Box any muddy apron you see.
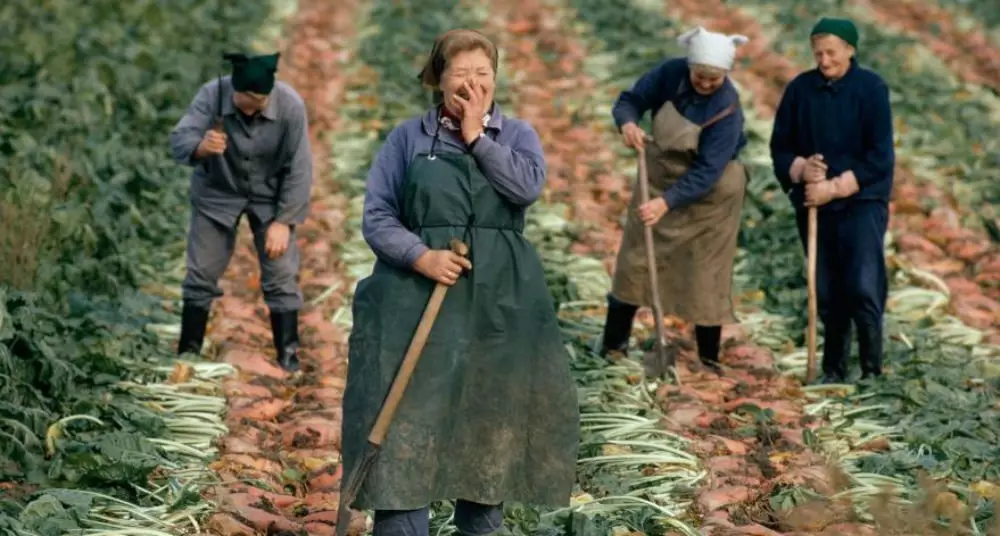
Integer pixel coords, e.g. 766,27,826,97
341,145,581,511
610,101,747,326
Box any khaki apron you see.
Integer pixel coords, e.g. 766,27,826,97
610,101,748,326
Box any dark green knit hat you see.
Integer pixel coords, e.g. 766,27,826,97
224,52,280,94
810,17,859,49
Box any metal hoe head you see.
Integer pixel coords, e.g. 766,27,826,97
335,444,380,536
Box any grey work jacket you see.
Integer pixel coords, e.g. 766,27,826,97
169,76,313,229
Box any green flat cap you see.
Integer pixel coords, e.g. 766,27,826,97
224,52,280,94
810,18,859,49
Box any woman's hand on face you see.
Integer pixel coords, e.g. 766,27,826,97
452,81,490,144
413,249,473,286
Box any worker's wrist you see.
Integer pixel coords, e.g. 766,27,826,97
789,157,807,183
832,171,860,198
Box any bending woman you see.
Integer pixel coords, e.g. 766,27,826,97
340,29,580,536
598,26,750,375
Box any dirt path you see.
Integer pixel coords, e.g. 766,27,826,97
850,0,1000,91
481,2,876,534
197,1,364,534
665,0,999,340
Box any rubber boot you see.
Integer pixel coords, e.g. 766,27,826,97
817,321,851,384
177,302,210,356
857,321,884,380
695,325,723,375
596,293,638,358
270,310,301,372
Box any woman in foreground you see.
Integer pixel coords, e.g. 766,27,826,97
597,26,751,375
339,29,580,536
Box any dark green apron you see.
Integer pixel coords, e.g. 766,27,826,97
340,140,581,511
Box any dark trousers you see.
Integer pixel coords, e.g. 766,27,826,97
795,201,889,379
373,501,504,536
600,294,722,363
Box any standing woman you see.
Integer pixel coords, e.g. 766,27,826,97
340,29,580,536
597,27,750,375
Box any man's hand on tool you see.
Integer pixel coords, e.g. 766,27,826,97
804,180,838,207
806,170,860,207
265,222,291,259
638,197,668,226
802,154,827,184
803,154,827,183
195,130,227,158
413,249,473,286
620,122,647,150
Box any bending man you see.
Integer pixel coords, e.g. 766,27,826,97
169,52,313,372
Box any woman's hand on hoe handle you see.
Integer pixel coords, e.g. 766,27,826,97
413,242,472,286
620,122,648,150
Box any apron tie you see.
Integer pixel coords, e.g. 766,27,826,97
427,119,443,160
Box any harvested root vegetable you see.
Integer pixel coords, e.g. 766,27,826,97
215,435,263,455
226,397,292,422
281,417,342,450
306,463,343,491
222,379,275,399
697,485,753,512
219,492,304,532
294,386,344,404
301,491,340,510
895,233,945,258
205,513,256,536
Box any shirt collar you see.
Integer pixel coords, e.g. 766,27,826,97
222,78,280,120
421,102,504,135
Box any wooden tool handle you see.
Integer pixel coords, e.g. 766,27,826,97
806,206,818,384
636,145,668,351
368,239,468,445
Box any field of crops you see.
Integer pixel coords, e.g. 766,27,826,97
1,0,998,534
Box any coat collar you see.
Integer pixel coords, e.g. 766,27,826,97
813,57,859,90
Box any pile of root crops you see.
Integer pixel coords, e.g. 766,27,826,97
2,0,1000,535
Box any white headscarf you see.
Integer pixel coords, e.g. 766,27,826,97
677,26,749,71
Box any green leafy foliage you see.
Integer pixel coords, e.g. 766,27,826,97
934,0,1000,36
0,0,273,528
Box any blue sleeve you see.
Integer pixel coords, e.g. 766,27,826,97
470,121,547,206
361,126,428,269
769,81,799,193
662,108,743,210
611,60,679,129
831,80,895,189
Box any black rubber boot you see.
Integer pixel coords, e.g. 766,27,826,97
695,325,723,375
597,294,638,358
270,310,301,372
177,302,210,356
816,321,851,384
857,321,884,381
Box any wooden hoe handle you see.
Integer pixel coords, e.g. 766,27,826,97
368,239,468,444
